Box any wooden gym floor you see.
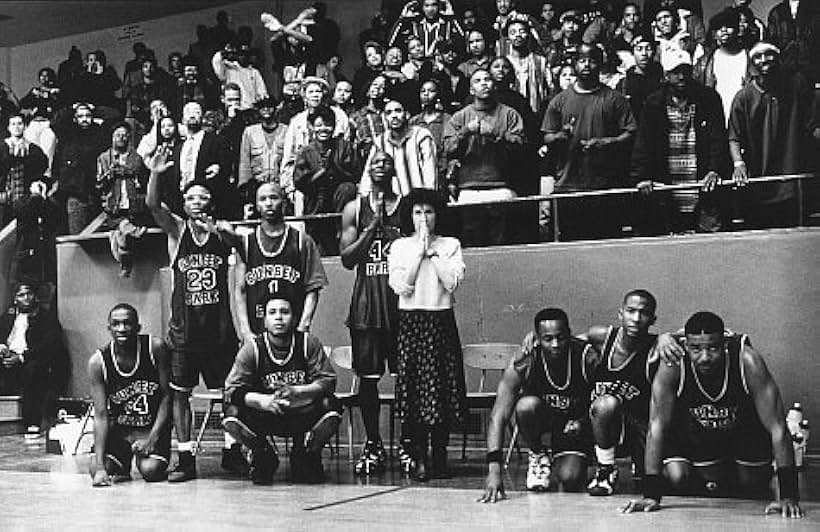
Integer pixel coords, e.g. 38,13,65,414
1,435,818,530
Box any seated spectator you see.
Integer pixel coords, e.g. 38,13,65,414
493,0,539,56
461,2,492,39
0,282,67,439
212,42,269,110
316,54,347,91
631,50,727,235
734,3,765,47
611,3,647,69
384,46,420,116
616,33,663,121
458,29,493,79
167,52,184,87
389,0,464,58
506,15,553,114
24,107,57,179
10,180,60,286
353,41,385,103
331,80,355,115
409,79,452,184
545,10,583,72
276,79,305,126
222,295,341,485
360,99,437,197
653,3,705,66
174,56,218,119
350,75,387,161
423,39,469,115
400,36,430,81
124,57,175,130
305,2,341,74
294,106,359,255
535,2,562,48
19,68,63,120
96,122,151,276
77,50,122,117
443,69,524,247
0,114,48,226
238,98,287,216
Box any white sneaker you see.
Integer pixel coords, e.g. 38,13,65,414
526,450,551,491
24,425,40,440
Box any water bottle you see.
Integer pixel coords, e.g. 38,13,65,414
786,403,803,435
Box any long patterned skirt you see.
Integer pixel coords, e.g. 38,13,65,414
395,309,466,427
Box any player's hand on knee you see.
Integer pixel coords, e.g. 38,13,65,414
563,419,582,436
91,468,112,487
619,498,660,513
656,333,685,366
478,467,506,503
764,499,804,519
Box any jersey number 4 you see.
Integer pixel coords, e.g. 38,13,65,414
368,240,390,262
129,394,149,415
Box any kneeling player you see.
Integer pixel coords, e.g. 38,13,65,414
88,304,172,487
479,308,597,503
622,311,803,518
222,296,342,485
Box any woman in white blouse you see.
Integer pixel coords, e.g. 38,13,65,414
388,188,466,482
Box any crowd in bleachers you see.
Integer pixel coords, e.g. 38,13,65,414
0,0,818,280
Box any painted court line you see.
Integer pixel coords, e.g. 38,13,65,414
303,485,408,511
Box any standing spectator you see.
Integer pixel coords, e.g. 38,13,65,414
383,46,420,116
389,0,464,58
216,83,260,217
24,107,57,180
331,80,355,115
305,2,341,74
136,100,171,161
611,3,646,68
424,39,469,115
0,282,67,439
174,56,217,119
238,98,286,213
401,36,430,82
767,0,815,81
545,11,583,71
267,9,315,94
212,43,268,110
734,1,766,44
728,42,818,229
653,4,705,68
388,188,466,481
360,99,437,197
443,69,524,247
167,52,184,86
276,80,305,126
139,113,183,215
616,33,663,121
0,115,48,225
410,79,452,184
350,75,387,162
458,29,493,79
316,54,347,91
123,42,150,79
294,106,359,255
10,181,60,286
506,16,553,115
493,0,538,57
695,8,750,125
359,10,391,53
631,50,727,235
96,122,150,276
541,44,637,241
353,41,385,103
123,57,174,130
210,10,237,51
489,56,537,141
53,103,109,234
57,46,83,104
581,0,614,45
77,51,122,114
19,68,63,119
535,2,562,48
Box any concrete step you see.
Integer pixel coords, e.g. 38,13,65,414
0,396,22,419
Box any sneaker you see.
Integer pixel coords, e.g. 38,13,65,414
396,442,415,474
587,464,619,496
24,425,41,440
222,444,250,475
168,451,197,483
305,411,341,453
250,446,279,485
526,450,551,491
354,440,386,476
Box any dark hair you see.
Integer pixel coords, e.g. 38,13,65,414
576,43,604,63
7,112,26,125
109,303,138,321
436,39,459,55
533,308,570,332
623,2,641,16
155,115,179,146
14,281,38,295
685,311,725,335
182,55,200,69
489,55,514,85
38,67,56,81
265,293,294,312
622,289,658,314
363,40,384,55
182,180,214,196
111,121,132,134
400,188,447,235
255,97,278,110
709,7,741,35
307,105,336,127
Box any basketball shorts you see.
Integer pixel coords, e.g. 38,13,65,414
223,395,342,441
664,423,773,467
615,412,648,467
350,328,397,378
517,395,593,461
170,344,235,391
105,426,171,474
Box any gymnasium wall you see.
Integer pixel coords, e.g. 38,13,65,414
57,228,820,450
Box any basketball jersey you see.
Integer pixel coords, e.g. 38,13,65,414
347,196,402,330
253,332,309,391
677,334,762,436
243,225,306,334
520,338,593,421
100,335,161,429
591,326,658,423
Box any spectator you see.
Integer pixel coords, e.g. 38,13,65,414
728,42,818,229
0,114,48,225
424,39,469,115
210,10,237,50
53,103,109,234
0,82,20,129
535,2,562,48
19,68,62,120
488,56,536,138
493,0,538,57
461,2,492,37
458,29,493,79
653,4,705,68
77,50,122,113
387,187,466,481
174,55,217,119
186,25,212,76
541,44,637,241
581,0,614,45
695,8,750,125
409,79,452,184
545,10,583,71
734,1,766,44
358,11,391,53
631,49,728,235
331,80,355,115
383,46,420,116
139,113,183,215
217,83,260,218
400,36,430,81
212,42,269,110
167,52,184,87
350,75,387,161
238,98,287,216
443,69,524,247
360,99,437,197
123,57,174,129
136,99,171,160
656,0,708,49
316,54,347,91
266,8,315,92
767,0,815,80
96,122,150,276
306,2,341,73
57,46,83,104
236,26,265,72
276,79,305,126
506,16,553,114
611,3,646,64
123,42,150,78
556,63,577,92
0,282,67,439
389,0,464,58
353,41,385,103
616,33,663,121
294,106,359,255
10,181,60,286
24,107,57,180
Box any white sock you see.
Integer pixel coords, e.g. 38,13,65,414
595,446,616,466
224,432,237,449
177,441,193,453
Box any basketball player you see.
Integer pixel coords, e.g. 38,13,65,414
479,308,597,503
339,150,405,475
622,312,803,518
146,151,242,482
88,304,171,486
222,296,341,485
233,182,327,342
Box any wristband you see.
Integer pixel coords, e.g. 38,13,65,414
777,465,799,501
733,161,745,168
642,474,665,502
486,450,502,465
